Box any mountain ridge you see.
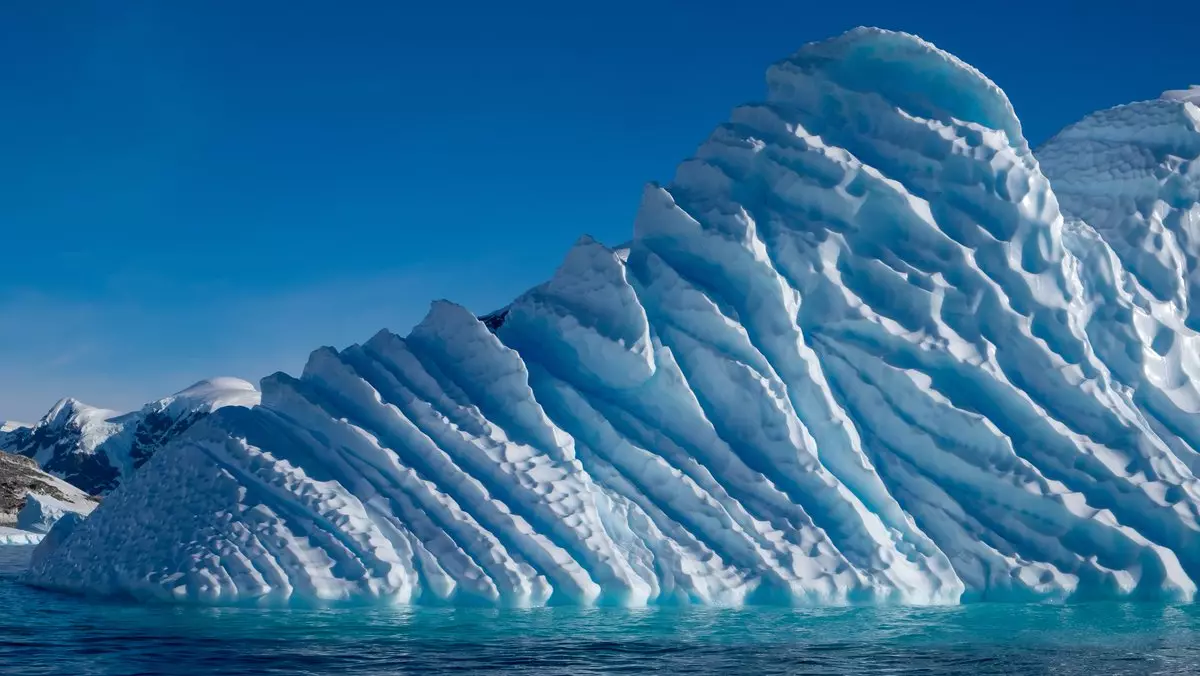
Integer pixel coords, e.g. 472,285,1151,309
0,378,260,495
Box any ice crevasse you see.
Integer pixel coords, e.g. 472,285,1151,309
26,28,1200,606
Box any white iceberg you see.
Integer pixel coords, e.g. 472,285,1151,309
1,450,97,545
24,28,1200,606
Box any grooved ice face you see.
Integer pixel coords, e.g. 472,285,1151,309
22,28,1200,607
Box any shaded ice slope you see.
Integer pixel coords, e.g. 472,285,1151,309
1039,89,1200,328
1,379,261,495
1039,90,1200,476
26,28,1200,606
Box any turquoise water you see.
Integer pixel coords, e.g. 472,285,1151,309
4,548,1200,674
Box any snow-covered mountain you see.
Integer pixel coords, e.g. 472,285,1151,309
0,422,30,452
0,450,96,545
25,28,1200,606
1,378,261,495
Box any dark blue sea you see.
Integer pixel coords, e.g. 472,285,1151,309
4,547,1200,675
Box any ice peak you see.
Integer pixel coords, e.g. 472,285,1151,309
40,398,94,428
153,377,260,416
1162,85,1200,105
419,299,476,330
769,27,1022,149
554,235,623,277
171,377,257,398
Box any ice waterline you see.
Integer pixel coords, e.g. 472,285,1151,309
21,27,1200,607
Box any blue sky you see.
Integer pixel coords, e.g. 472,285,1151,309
1,0,1197,421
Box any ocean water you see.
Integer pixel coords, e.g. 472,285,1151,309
3,547,1200,675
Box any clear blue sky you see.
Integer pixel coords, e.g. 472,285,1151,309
1,0,1197,421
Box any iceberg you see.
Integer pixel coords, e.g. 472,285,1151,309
17,493,90,535
0,450,96,545
0,528,42,546
25,28,1200,606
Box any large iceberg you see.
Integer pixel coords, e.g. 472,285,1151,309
25,28,1200,606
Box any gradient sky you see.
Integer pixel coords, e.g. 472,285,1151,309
2,0,1197,421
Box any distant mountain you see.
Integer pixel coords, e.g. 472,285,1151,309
1,378,260,495
0,449,96,545
0,422,30,450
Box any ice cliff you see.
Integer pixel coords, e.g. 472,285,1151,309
24,28,1200,606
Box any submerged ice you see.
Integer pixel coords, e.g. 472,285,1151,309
25,28,1200,606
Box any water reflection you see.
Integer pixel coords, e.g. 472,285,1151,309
3,547,1198,675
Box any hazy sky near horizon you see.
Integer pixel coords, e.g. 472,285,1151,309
2,0,1198,421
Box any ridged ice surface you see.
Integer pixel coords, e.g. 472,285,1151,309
1039,88,1200,328
25,28,1200,606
